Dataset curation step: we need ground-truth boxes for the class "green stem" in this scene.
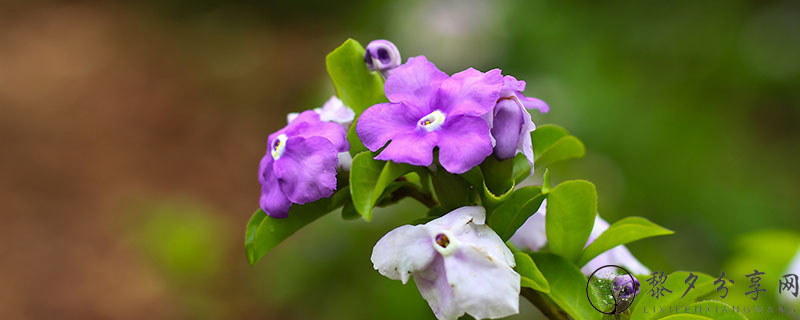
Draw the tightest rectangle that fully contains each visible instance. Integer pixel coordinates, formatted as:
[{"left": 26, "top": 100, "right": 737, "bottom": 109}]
[{"left": 520, "top": 287, "right": 570, "bottom": 320}]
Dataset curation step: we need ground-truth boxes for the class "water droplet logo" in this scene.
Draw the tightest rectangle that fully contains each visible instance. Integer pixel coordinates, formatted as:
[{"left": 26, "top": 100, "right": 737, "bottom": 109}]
[{"left": 586, "top": 265, "right": 640, "bottom": 316}]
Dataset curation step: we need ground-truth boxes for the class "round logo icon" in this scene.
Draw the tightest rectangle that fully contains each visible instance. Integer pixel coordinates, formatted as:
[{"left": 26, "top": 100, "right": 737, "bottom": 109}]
[{"left": 586, "top": 265, "right": 640, "bottom": 316}]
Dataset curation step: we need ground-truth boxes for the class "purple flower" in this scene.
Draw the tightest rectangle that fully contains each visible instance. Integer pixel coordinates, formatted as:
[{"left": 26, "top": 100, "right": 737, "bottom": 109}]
[
  {"left": 287, "top": 96, "right": 355, "bottom": 126},
  {"left": 364, "top": 40, "right": 401, "bottom": 78},
  {"left": 371, "top": 206, "right": 520, "bottom": 320},
  {"left": 612, "top": 275, "right": 640, "bottom": 300},
  {"left": 356, "top": 56, "right": 502, "bottom": 174},
  {"left": 258, "top": 111, "right": 349, "bottom": 218},
  {"left": 483, "top": 75, "right": 549, "bottom": 173},
  {"left": 509, "top": 200, "right": 650, "bottom": 276}
]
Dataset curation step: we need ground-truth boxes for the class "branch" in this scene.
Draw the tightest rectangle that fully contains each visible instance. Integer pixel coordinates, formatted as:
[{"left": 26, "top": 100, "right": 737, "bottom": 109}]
[{"left": 520, "top": 287, "right": 570, "bottom": 320}]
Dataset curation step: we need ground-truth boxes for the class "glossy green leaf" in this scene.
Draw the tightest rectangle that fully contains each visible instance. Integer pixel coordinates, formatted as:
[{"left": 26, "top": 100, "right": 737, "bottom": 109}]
[
  {"left": 630, "top": 271, "right": 717, "bottom": 320},
  {"left": 545, "top": 180, "right": 597, "bottom": 263},
  {"left": 325, "top": 39, "right": 387, "bottom": 156},
  {"left": 340, "top": 197, "right": 360, "bottom": 220},
  {"left": 245, "top": 188, "right": 350, "bottom": 265},
  {"left": 513, "top": 124, "right": 585, "bottom": 182},
  {"left": 514, "top": 252, "right": 550, "bottom": 293},
  {"left": 350, "top": 152, "right": 413, "bottom": 221},
  {"left": 432, "top": 166, "right": 472, "bottom": 211},
  {"left": 535, "top": 135, "right": 586, "bottom": 168},
  {"left": 578, "top": 217, "right": 674, "bottom": 267},
  {"left": 531, "top": 253, "right": 601, "bottom": 320},
  {"left": 487, "top": 186, "right": 544, "bottom": 241},
  {"left": 481, "top": 155, "right": 514, "bottom": 196}
]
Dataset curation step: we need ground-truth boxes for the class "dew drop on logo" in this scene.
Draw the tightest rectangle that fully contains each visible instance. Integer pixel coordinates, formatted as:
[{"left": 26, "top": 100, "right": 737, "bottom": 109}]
[{"left": 586, "top": 265, "right": 640, "bottom": 317}]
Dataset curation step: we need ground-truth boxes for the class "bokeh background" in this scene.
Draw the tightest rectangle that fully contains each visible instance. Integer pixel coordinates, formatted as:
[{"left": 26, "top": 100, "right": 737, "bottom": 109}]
[{"left": 1, "top": 0, "right": 799, "bottom": 319}]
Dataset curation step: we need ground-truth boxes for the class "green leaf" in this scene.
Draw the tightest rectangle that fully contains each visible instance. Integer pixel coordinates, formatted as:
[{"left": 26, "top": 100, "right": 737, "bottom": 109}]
[
  {"left": 531, "top": 253, "right": 601, "bottom": 320},
  {"left": 630, "top": 271, "right": 718, "bottom": 320},
  {"left": 487, "top": 186, "right": 544, "bottom": 241},
  {"left": 340, "top": 197, "right": 360, "bottom": 220},
  {"left": 244, "top": 209, "right": 268, "bottom": 263},
  {"left": 325, "top": 38, "right": 386, "bottom": 114},
  {"left": 545, "top": 180, "right": 597, "bottom": 263},
  {"left": 432, "top": 166, "right": 473, "bottom": 211},
  {"left": 325, "top": 39, "right": 387, "bottom": 156},
  {"left": 245, "top": 188, "right": 350, "bottom": 265},
  {"left": 577, "top": 217, "right": 674, "bottom": 267},
  {"left": 535, "top": 135, "right": 586, "bottom": 168},
  {"left": 542, "top": 168, "right": 552, "bottom": 194},
  {"left": 350, "top": 152, "right": 413, "bottom": 221},
  {"left": 514, "top": 252, "right": 550, "bottom": 293},
  {"left": 480, "top": 155, "right": 515, "bottom": 196},
  {"left": 513, "top": 124, "right": 586, "bottom": 182}
]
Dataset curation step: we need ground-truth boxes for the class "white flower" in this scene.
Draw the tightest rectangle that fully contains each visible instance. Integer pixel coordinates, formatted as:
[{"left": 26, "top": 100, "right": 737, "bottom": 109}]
[
  {"left": 287, "top": 96, "right": 355, "bottom": 125},
  {"left": 371, "top": 206, "right": 520, "bottom": 320},
  {"left": 509, "top": 200, "right": 651, "bottom": 275}
]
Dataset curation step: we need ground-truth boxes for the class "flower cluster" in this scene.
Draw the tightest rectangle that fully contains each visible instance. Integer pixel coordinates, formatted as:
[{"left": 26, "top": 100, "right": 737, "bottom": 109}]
[
  {"left": 356, "top": 55, "right": 547, "bottom": 174},
  {"left": 258, "top": 97, "right": 353, "bottom": 218},
  {"left": 248, "top": 38, "right": 673, "bottom": 320}
]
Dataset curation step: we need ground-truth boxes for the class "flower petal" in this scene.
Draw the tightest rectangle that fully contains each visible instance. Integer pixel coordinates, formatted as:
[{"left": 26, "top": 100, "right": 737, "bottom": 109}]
[
  {"left": 437, "top": 115, "right": 493, "bottom": 174},
  {"left": 273, "top": 136, "right": 338, "bottom": 204},
  {"left": 317, "top": 96, "right": 355, "bottom": 124},
  {"left": 371, "top": 224, "right": 437, "bottom": 284},
  {"left": 258, "top": 155, "right": 292, "bottom": 218},
  {"left": 509, "top": 200, "right": 548, "bottom": 251},
  {"left": 445, "top": 224, "right": 520, "bottom": 319},
  {"left": 500, "top": 75, "right": 526, "bottom": 97},
  {"left": 427, "top": 206, "right": 487, "bottom": 231},
  {"left": 278, "top": 110, "right": 349, "bottom": 152},
  {"left": 521, "top": 96, "right": 550, "bottom": 113},
  {"left": 490, "top": 99, "right": 524, "bottom": 160},
  {"left": 434, "top": 68, "right": 503, "bottom": 117},
  {"left": 384, "top": 56, "right": 448, "bottom": 111},
  {"left": 517, "top": 105, "right": 537, "bottom": 174},
  {"left": 375, "top": 130, "right": 437, "bottom": 167},
  {"left": 414, "top": 256, "right": 464, "bottom": 320},
  {"left": 356, "top": 102, "right": 419, "bottom": 151}
]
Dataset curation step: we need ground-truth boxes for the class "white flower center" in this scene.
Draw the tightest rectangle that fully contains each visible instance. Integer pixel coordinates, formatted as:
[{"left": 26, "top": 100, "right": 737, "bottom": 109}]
[
  {"left": 432, "top": 230, "right": 458, "bottom": 256},
  {"left": 271, "top": 134, "right": 287, "bottom": 160},
  {"left": 417, "top": 110, "right": 446, "bottom": 132}
]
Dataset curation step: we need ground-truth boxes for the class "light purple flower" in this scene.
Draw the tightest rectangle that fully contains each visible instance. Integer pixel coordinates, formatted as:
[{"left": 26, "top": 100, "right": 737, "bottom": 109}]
[
  {"left": 612, "top": 275, "right": 640, "bottom": 300},
  {"left": 509, "top": 200, "right": 651, "bottom": 275},
  {"left": 371, "top": 206, "right": 520, "bottom": 320},
  {"left": 365, "top": 39, "right": 401, "bottom": 78},
  {"left": 483, "top": 75, "right": 549, "bottom": 173},
  {"left": 356, "top": 56, "right": 502, "bottom": 174},
  {"left": 287, "top": 96, "right": 355, "bottom": 126},
  {"left": 258, "top": 110, "right": 348, "bottom": 218}
]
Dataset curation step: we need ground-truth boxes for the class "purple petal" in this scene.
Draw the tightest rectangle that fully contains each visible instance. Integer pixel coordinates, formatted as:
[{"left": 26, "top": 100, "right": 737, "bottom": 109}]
[
  {"left": 500, "top": 75, "right": 526, "bottom": 97},
  {"left": 317, "top": 96, "right": 355, "bottom": 124},
  {"left": 356, "top": 102, "right": 420, "bottom": 151},
  {"left": 491, "top": 99, "right": 525, "bottom": 160},
  {"left": 364, "top": 40, "right": 401, "bottom": 74},
  {"left": 273, "top": 136, "right": 338, "bottom": 204},
  {"left": 520, "top": 96, "right": 550, "bottom": 113},
  {"left": 434, "top": 68, "right": 503, "bottom": 117},
  {"left": 437, "top": 115, "right": 493, "bottom": 174},
  {"left": 258, "top": 155, "right": 292, "bottom": 218},
  {"left": 375, "top": 130, "right": 437, "bottom": 167},
  {"left": 274, "top": 110, "right": 349, "bottom": 152},
  {"left": 384, "top": 56, "right": 447, "bottom": 111}
]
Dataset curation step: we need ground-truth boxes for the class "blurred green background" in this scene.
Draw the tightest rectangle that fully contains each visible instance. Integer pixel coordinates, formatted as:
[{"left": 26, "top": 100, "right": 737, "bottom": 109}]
[{"left": 1, "top": 0, "right": 798, "bottom": 319}]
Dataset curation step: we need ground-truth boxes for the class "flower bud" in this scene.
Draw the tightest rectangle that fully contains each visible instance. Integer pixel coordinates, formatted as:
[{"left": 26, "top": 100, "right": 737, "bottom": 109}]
[{"left": 364, "top": 39, "right": 401, "bottom": 78}]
